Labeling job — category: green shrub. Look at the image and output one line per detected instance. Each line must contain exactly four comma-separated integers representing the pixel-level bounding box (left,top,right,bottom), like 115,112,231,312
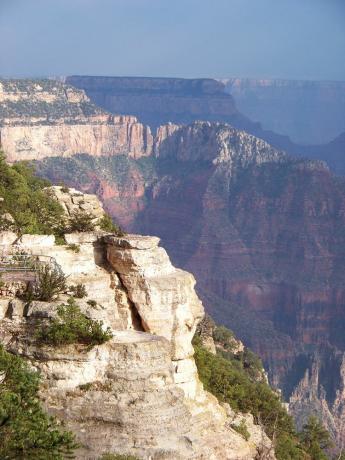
231,420,250,441
213,325,234,345
0,152,66,236
68,210,95,232
0,345,77,459
299,416,332,460
36,298,113,347
55,235,66,246
66,243,80,253
193,334,304,459
99,214,125,236
69,283,87,298
31,265,67,301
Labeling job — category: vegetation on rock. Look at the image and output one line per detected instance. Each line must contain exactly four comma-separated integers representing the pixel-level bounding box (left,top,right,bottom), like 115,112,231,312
230,420,250,441
68,210,95,232
27,265,67,302
66,243,80,253
36,297,112,347
299,416,333,460
0,152,65,236
69,283,88,299
0,345,77,459
99,214,125,236
194,331,305,460
194,321,338,459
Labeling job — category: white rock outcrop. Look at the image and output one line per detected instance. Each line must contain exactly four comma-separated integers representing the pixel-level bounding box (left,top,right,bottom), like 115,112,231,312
0,196,274,459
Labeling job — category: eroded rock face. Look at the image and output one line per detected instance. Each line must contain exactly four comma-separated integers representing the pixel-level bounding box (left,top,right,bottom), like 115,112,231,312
0,79,153,161
106,235,204,398
32,119,345,446
45,185,105,227
0,226,272,459
289,350,345,446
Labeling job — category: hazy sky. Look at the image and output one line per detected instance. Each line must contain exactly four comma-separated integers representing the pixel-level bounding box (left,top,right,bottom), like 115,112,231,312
0,0,344,80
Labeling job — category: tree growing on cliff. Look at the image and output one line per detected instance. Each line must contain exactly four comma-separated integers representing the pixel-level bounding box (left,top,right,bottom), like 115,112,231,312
36,297,113,347
193,328,306,460
0,345,77,459
299,416,333,460
0,152,65,236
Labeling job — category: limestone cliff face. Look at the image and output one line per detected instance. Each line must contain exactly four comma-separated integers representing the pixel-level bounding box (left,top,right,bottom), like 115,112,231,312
0,79,153,161
0,188,273,459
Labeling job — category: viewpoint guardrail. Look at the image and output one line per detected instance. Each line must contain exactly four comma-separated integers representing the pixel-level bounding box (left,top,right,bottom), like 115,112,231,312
0,253,62,275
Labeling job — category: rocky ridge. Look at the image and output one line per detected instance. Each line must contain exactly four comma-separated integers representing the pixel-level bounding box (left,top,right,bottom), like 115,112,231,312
66,75,345,175
0,187,273,459
65,76,246,131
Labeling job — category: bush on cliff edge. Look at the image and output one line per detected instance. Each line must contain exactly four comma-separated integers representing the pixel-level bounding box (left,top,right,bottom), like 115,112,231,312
0,345,77,459
36,298,113,347
193,332,306,459
0,152,65,236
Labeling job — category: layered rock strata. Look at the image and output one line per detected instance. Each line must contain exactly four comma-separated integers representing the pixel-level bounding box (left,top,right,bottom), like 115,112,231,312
33,120,345,446
0,79,152,161
65,76,244,131
0,189,273,459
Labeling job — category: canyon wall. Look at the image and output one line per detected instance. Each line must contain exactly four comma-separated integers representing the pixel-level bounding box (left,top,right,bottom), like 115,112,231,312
2,77,343,175
65,75,254,132
65,75,345,175
0,79,153,161
2,77,345,446
34,122,345,447
225,78,345,145
0,187,273,459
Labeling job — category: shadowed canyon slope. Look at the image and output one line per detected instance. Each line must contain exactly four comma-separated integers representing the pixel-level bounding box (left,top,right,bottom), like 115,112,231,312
225,78,345,145
66,75,251,131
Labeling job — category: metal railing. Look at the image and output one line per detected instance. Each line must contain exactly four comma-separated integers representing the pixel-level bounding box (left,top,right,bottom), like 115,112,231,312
0,253,62,274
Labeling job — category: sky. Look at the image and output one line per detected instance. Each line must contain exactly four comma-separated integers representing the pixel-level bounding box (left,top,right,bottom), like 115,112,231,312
0,0,344,81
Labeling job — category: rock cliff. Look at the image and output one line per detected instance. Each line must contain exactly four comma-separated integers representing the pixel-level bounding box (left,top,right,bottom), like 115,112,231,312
0,79,153,161
0,189,273,459
2,77,344,176
2,77,345,447
34,121,345,447
66,75,345,174
288,347,345,447
65,76,249,132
